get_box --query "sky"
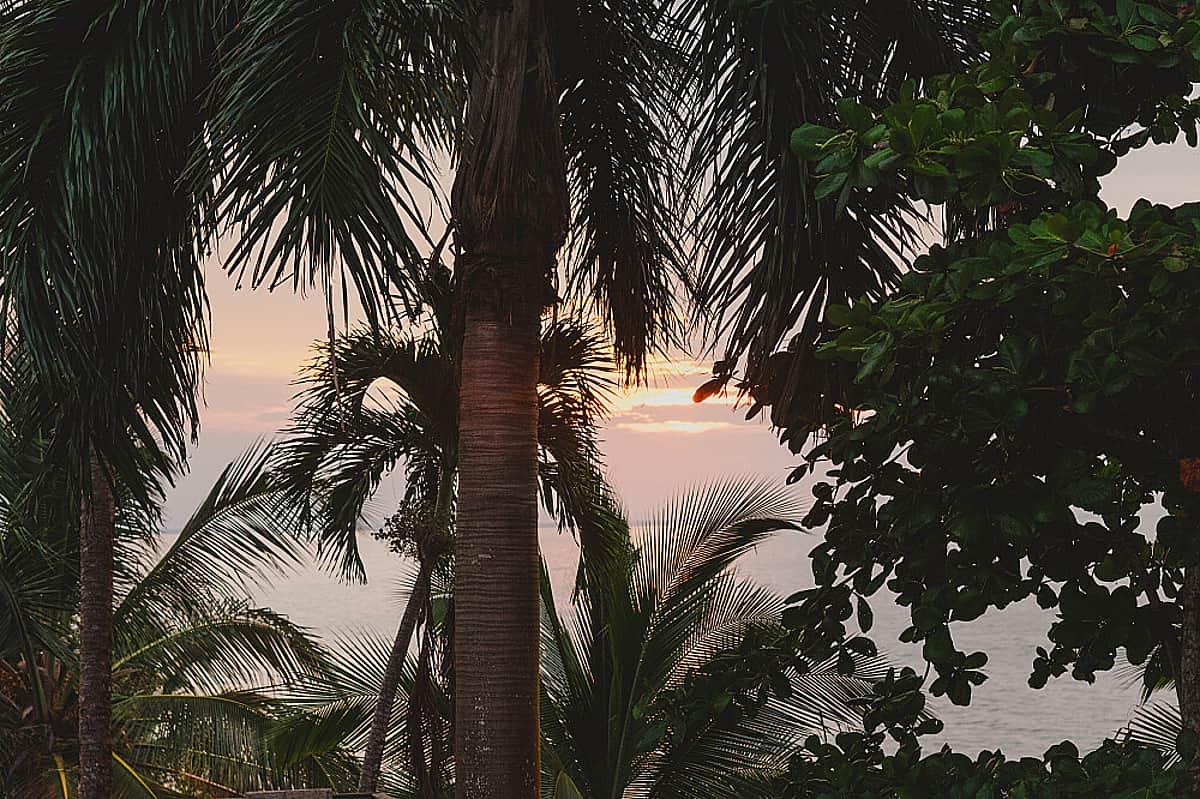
[161,139,1200,529]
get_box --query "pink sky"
[161,141,1200,527]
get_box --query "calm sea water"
[241,524,1143,759]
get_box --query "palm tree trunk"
[78,448,114,799]
[358,469,454,793]
[358,562,434,792]
[1181,565,1200,795]
[455,296,543,798]
[450,1,568,796]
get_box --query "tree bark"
[359,469,454,793]
[454,291,543,798]
[78,449,114,799]
[358,562,434,792]
[1181,565,1200,794]
[450,0,568,796]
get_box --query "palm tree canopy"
[276,265,616,581]
[0,0,992,485]
[540,478,891,799]
[679,1,989,389]
[0,0,225,493]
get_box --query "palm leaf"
[675,0,987,404]
[551,0,688,378]
[1125,700,1183,767]
[195,0,465,329]
[0,0,221,492]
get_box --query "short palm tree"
[276,264,614,792]
[0,443,355,797]
[539,479,886,799]
[287,478,887,797]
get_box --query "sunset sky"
[161,140,1200,529]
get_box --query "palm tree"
[287,477,888,797]
[0,443,363,797]
[0,3,221,793]
[192,7,984,792]
[3,2,986,791]
[539,478,887,799]
[276,266,614,792]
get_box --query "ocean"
[247,524,1144,759]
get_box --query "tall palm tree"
[0,3,222,793]
[3,2,986,792]
[276,266,614,792]
[192,7,984,793]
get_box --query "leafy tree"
[715,0,1200,794]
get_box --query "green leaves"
[790,1,1200,223]
[790,124,839,159]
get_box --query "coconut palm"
[276,263,614,792]
[0,442,359,797]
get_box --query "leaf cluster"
[753,0,1200,714]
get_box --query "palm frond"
[279,310,615,579]
[116,689,358,795]
[113,603,327,696]
[634,477,805,620]
[675,0,987,395]
[552,0,688,378]
[116,443,305,627]
[281,397,441,582]
[1125,700,1183,767]
[281,630,452,793]
[195,0,463,328]
[540,477,829,797]
[0,0,221,492]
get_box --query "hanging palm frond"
[674,0,988,410]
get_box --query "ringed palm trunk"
[358,470,454,793]
[454,283,543,796]
[78,448,115,799]
[450,2,568,795]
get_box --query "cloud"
[614,420,738,434]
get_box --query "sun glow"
[614,420,737,434]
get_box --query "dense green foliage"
[782,0,1200,705]
[676,0,1200,795]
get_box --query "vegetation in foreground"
[5,0,1200,797]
